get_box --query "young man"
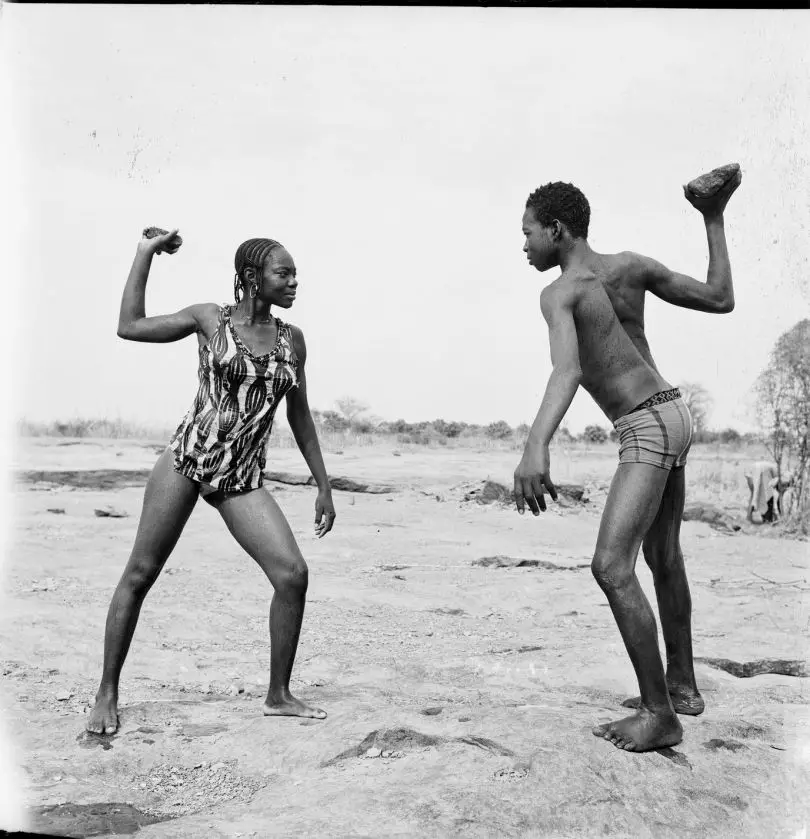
[514,169,740,752]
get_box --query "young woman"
[86,230,335,735]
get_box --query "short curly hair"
[525,182,590,240]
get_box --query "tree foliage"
[582,424,608,444]
[754,319,810,518]
[678,382,713,433]
[335,396,369,422]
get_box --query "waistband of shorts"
[623,388,682,418]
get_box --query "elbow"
[117,325,130,340]
[554,365,582,386]
[714,297,735,314]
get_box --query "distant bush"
[609,429,619,443]
[433,419,465,438]
[397,430,441,446]
[485,420,513,440]
[582,424,608,444]
[686,428,749,445]
[17,417,173,440]
[717,428,742,444]
[321,410,351,432]
[352,418,376,434]
[554,426,574,444]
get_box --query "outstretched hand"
[142,227,183,256]
[683,169,742,218]
[514,443,558,516]
[314,488,336,538]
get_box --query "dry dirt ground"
[2,438,809,838]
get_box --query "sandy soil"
[3,438,809,838]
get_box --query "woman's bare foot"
[263,690,326,720]
[86,691,119,735]
[622,684,704,716]
[593,707,683,752]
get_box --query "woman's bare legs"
[86,449,199,734]
[212,487,326,719]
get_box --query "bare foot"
[86,693,119,735]
[263,691,326,720]
[622,685,704,716]
[593,708,683,753]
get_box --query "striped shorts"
[613,389,693,471]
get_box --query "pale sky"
[3,6,809,434]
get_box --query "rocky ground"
[2,438,809,838]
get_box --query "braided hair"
[525,182,590,239]
[233,238,283,303]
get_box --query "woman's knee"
[120,554,164,596]
[274,557,309,597]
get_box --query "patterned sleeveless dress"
[168,304,299,494]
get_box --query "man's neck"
[558,238,596,273]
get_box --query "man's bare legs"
[212,488,326,720]
[87,449,199,734]
[590,463,683,752]
[622,465,704,715]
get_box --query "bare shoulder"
[284,322,307,358]
[541,274,581,319]
[191,302,224,316]
[188,302,223,328]
[617,251,667,282]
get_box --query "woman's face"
[246,247,298,308]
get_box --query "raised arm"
[513,285,581,515]
[117,229,211,343]
[285,326,336,537]
[637,168,741,314]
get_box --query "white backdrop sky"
[3,6,809,434]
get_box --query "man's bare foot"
[622,685,704,716]
[263,691,326,720]
[86,692,119,735]
[593,707,683,752]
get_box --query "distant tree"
[353,418,376,434]
[321,410,350,432]
[433,419,464,438]
[582,424,608,444]
[718,428,741,445]
[679,382,713,433]
[335,396,369,423]
[485,420,513,440]
[553,425,574,444]
[383,419,410,434]
[609,428,619,443]
[754,319,810,516]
